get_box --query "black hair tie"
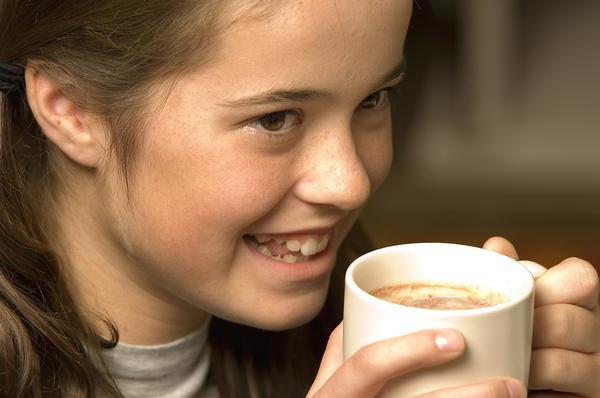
[0,62,25,94]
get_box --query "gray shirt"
[97,319,218,398]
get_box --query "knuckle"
[349,344,381,377]
[544,351,573,381]
[547,306,574,342]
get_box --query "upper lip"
[246,226,335,238]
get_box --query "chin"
[259,305,323,331]
[239,284,330,331]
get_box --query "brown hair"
[0,1,374,397]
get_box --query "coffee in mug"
[369,282,508,310]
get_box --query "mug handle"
[519,260,548,280]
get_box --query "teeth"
[317,236,329,252]
[252,244,309,263]
[285,240,301,252]
[283,254,298,263]
[250,233,331,259]
[255,235,270,243]
[301,238,319,256]
[257,245,272,256]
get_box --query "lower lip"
[242,236,336,282]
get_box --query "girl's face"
[100,0,411,331]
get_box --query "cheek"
[122,135,295,262]
[102,138,298,313]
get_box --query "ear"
[24,66,107,168]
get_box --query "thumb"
[307,322,344,397]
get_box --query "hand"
[306,322,526,398]
[483,236,600,397]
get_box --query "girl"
[1,1,599,397]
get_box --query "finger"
[520,260,548,280]
[482,236,519,260]
[529,348,600,396]
[307,322,344,397]
[414,378,526,398]
[533,304,600,353]
[312,329,465,398]
[535,258,600,309]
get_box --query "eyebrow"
[218,58,406,108]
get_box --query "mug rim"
[345,242,535,317]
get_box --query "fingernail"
[505,379,525,398]
[435,330,464,352]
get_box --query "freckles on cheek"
[138,111,295,245]
[227,168,292,224]
[137,155,291,249]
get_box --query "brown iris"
[361,90,383,109]
[258,111,287,131]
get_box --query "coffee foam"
[369,282,508,310]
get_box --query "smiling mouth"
[243,233,331,263]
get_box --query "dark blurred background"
[360,0,600,269]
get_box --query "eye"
[359,89,390,110]
[244,110,303,137]
[359,80,403,111]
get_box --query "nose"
[294,127,372,211]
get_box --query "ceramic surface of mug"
[343,243,537,397]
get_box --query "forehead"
[204,0,411,95]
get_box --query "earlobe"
[24,66,106,168]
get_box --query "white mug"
[343,243,545,397]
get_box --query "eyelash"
[243,82,403,139]
[243,110,304,139]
